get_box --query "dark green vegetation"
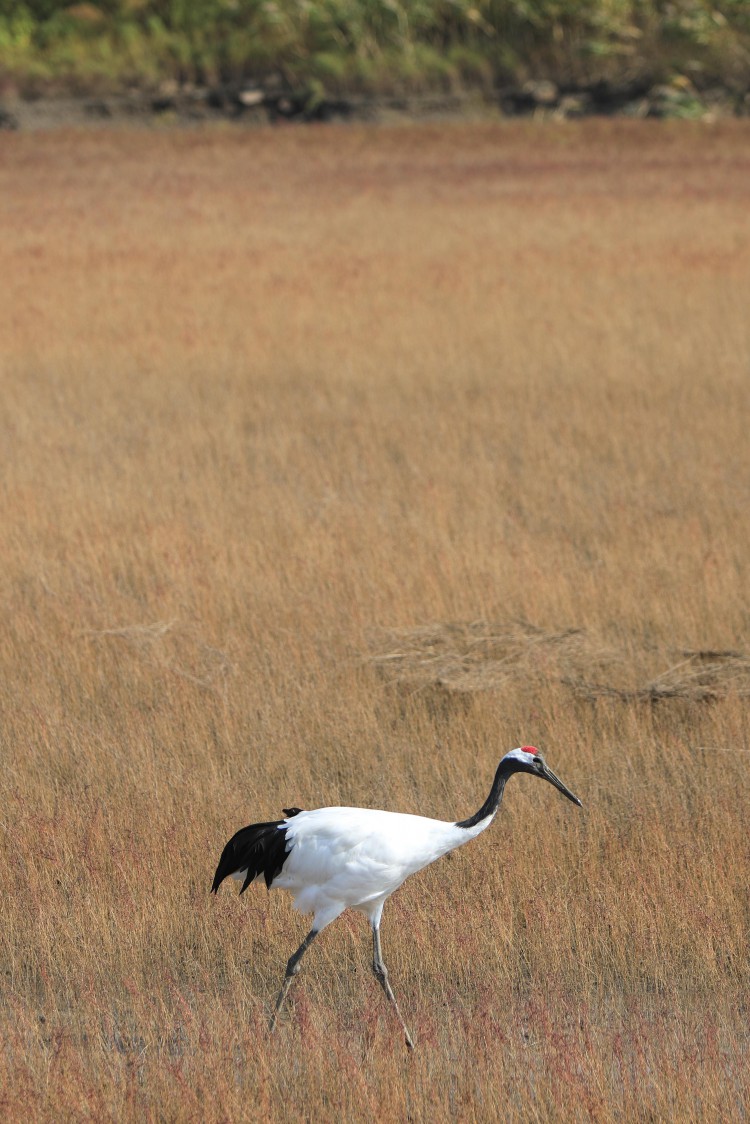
[1,0,749,103]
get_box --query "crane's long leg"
[269,928,318,1033]
[372,925,415,1050]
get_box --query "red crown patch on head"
[521,746,538,756]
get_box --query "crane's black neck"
[455,756,519,830]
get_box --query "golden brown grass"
[1,120,750,1122]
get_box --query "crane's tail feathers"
[211,819,293,895]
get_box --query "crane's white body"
[233,807,494,931]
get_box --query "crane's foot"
[373,958,415,1050]
[269,980,293,1033]
[269,929,319,1034]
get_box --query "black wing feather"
[212,819,291,895]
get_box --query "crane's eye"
[533,757,543,767]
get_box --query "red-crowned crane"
[212,746,581,1048]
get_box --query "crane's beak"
[540,762,582,807]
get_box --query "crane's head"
[504,746,582,807]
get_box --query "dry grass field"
[2,120,750,1122]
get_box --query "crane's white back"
[271,807,481,929]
